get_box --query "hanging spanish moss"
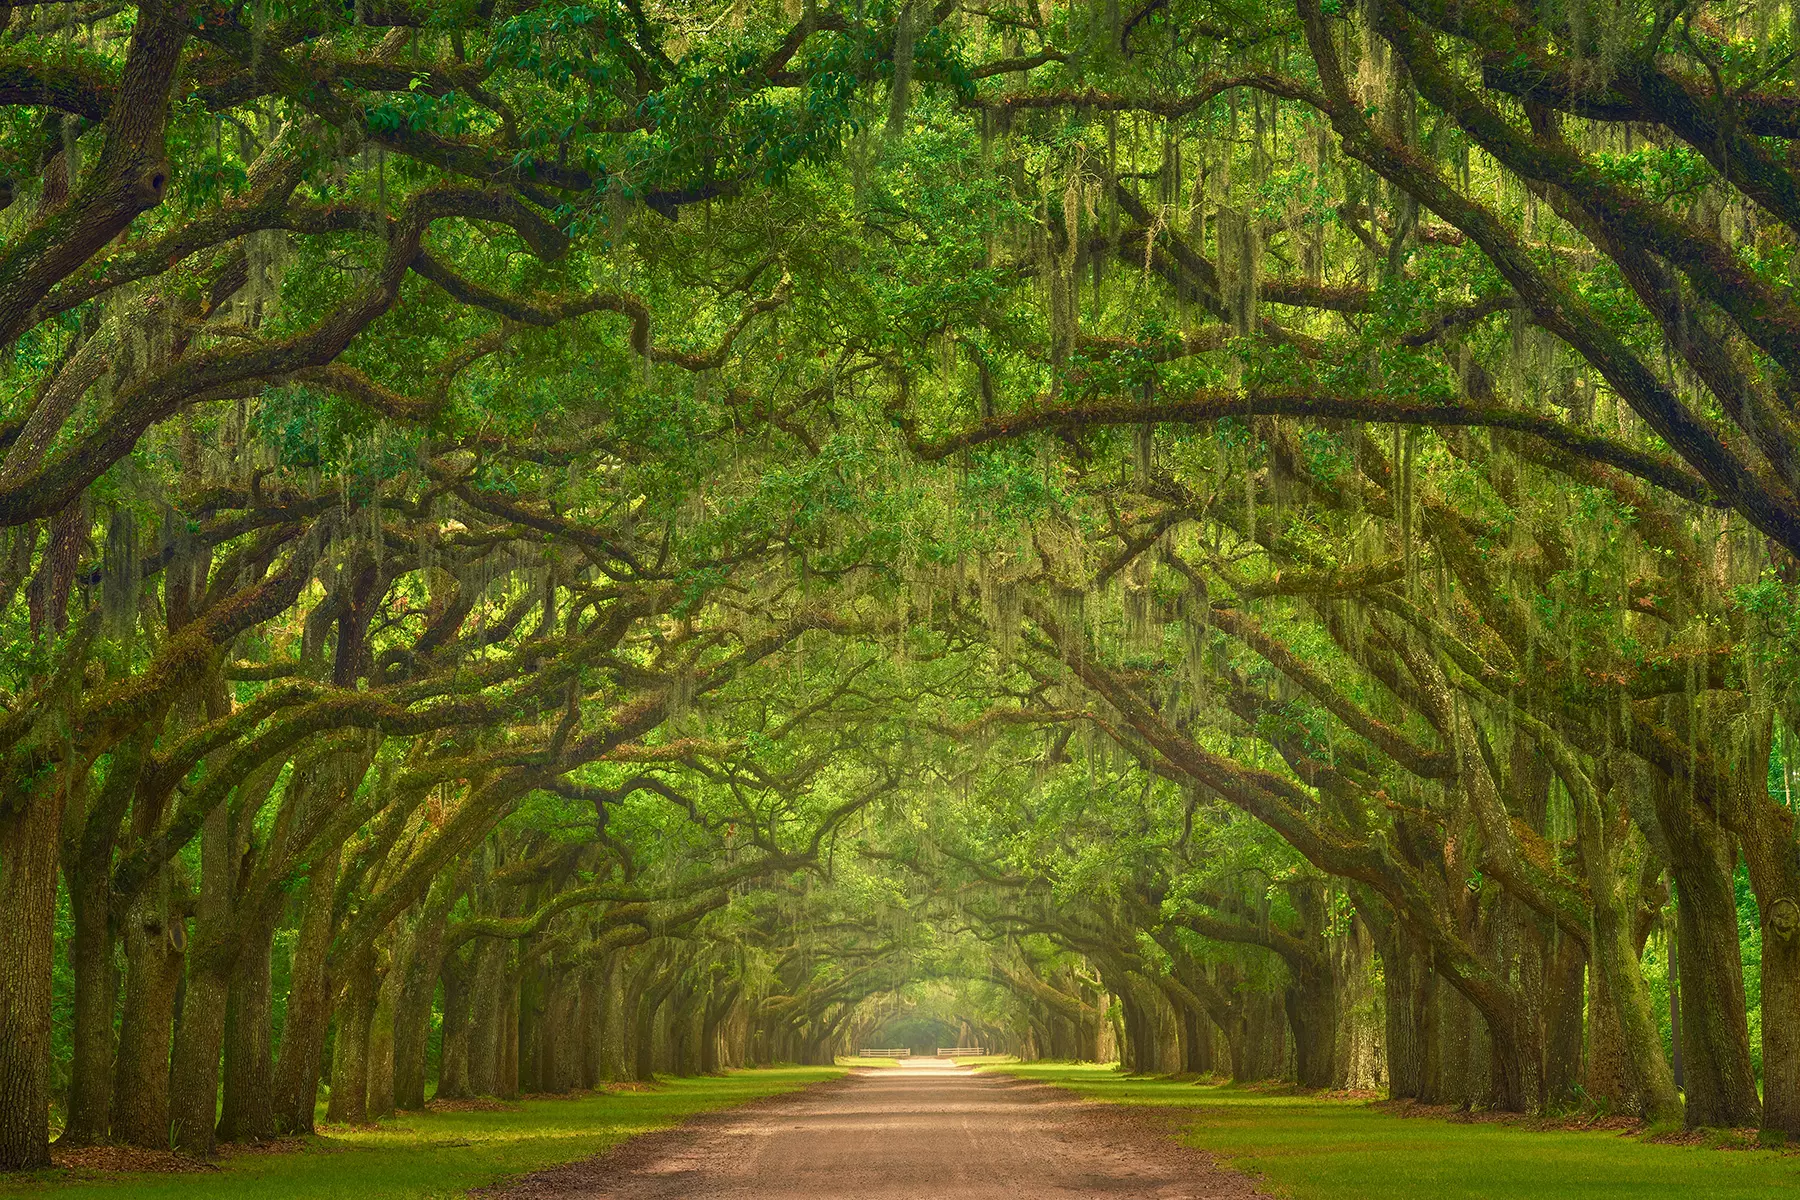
[101,506,139,639]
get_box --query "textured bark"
[167,801,235,1154]
[215,909,277,1143]
[111,886,184,1149]
[518,971,545,1095]
[579,969,603,1087]
[701,983,739,1076]
[1724,721,1800,1137]
[1285,959,1339,1089]
[366,922,416,1120]
[167,967,229,1153]
[394,872,460,1110]
[0,773,68,1168]
[434,946,473,1101]
[325,946,377,1124]
[499,976,520,1099]
[1539,925,1585,1107]
[1366,911,1425,1102]
[1180,1005,1214,1074]
[599,954,630,1082]
[271,847,339,1134]
[1759,881,1800,1137]
[465,939,508,1096]
[633,964,672,1082]
[544,974,580,1091]
[59,852,119,1147]
[59,731,148,1148]
[1652,770,1762,1129]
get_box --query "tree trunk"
[325,946,377,1124]
[272,847,339,1134]
[0,775,68,1168]
[435,947,473,1101]
[1723,718,1800,1137]
[499,976,520,1100]
[60,855,118,1147]
[634,979,662,1082]
[167,801,237,1154]
[579,968,603,1087]
[1670,840,1761,1127]
[111,885,185,1149]
[167,964,230,1153]
[216,910,277,1143]
[1285,957,1338,1089]
[1373,919,1433,1101]
[394,896,455,1111]
[466,940,507,1096]
[366,923,414,1120]
[600,954,630,1082]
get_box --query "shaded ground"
[491,1061,1265,1199]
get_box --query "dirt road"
[493,1060,1264,1199]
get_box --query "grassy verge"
[833,1055,902,1067]
[987,1063,1800,1199]
[3,1067,842,1200]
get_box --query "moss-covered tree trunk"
[168,800,237,1154]
[498,976,521,1100]
[1653,773,1762,1129]
[60,841,119,1148]
[600,953,631,1081]
[435,946,474,1101]
[0,774,68,1168]
[326,946,377,1124]
[112,883,184,1148]
[216,908,277,1143]
[1724,716,1800,1137]
[365,935,407,1120]
[272,846,340,1134]
[465,939,508,1096]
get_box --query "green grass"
[4,1067,841,1200]
[988,1063,1800,1199]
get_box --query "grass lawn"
[3,1067,841,1200]
[989,1063,1800,1199]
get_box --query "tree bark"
[271,846,339,1134]
[435,946,473,1101]
[111,884,185,1149]
[1650,768,1763,1129]
[215,909,277,1143]
[59,847,119,1147]
[366,921,416,1120]
[0,772,69,1168]
[600,954,630,1082]
[394,873,460,1110]
[325,946,377,1124]
[1722,717,1800,1137]
[465,939,508,1096]
[167,801,235,1154]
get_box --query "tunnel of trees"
[1,0,1798,1172]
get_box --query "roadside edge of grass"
[0,1066,847,1200]
[978,1062,1800,1200]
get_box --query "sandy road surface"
[492,1060,1265,1199]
